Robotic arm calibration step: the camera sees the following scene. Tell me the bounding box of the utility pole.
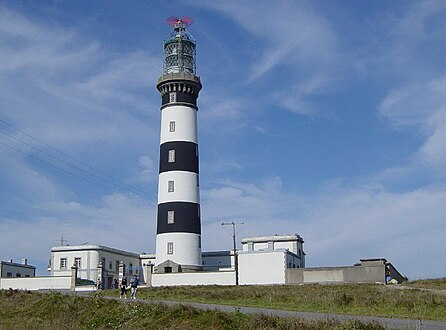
[222,221,243,285]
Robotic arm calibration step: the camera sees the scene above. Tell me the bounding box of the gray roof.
[241,234,304,244]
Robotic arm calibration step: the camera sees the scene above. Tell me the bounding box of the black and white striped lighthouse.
[154,17,202,272]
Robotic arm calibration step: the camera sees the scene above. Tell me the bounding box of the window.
[75,257,81,268]
[60,258,67,269]
[167,210,175,224]
[168,180,174,192]
[168,150,175,163]
[169,121,175,132]
[170,92,176,103]
[129,263,133,275]
[116,261,120,272]
[16,273,21,277]
[101,257,106,267]
[167,242,174,255]
[25,275,30,277]
[109,261,113,270]
[6,272,12,278]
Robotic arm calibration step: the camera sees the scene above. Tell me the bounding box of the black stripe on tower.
[159,141,198,174]
[157,202,201,234]
[161,91,197,106]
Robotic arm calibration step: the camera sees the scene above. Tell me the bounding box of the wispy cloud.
[191,0,340,116]
[379,76,446,171]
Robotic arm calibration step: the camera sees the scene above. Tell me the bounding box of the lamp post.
[222,221,243,285]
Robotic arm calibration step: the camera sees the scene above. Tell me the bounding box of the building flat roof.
[1,261,36,269]
[241,234,304,244]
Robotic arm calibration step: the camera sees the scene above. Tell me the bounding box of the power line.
[0,129,151,198]
[0,118,151,197]
[0,120,154,204]
[0,140,147,204]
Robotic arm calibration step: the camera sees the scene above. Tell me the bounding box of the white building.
[0,259,36,278]
[49,245,141,289]
[241,234,305,268]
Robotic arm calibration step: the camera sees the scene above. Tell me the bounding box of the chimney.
[21,258,28,265]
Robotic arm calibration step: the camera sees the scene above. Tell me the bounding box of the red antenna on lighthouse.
[166,16,193,27]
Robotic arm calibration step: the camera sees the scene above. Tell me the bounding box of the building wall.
[152,270,235,286]
[285,252,304,269]
[238,251,286,285]
[1,262,35,278]
[274,241,297,253]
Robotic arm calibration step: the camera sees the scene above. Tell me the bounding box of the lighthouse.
[154,17,202,273]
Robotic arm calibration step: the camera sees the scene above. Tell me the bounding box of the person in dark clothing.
[120,277,128,299]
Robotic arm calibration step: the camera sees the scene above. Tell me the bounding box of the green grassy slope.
[0,290,385,330]
[109,282,446,321]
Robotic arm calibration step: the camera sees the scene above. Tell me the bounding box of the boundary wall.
[152,270,235,287]
[285,259,405,284]
[0,276,71,291]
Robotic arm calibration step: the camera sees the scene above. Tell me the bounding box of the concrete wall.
[0,276,71,290]
[238,251,286,285]
[286,264,386,284]
[152,270,235,286]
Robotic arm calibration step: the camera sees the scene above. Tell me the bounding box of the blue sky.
[1,1,445,279]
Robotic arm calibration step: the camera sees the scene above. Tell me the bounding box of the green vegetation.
[104,282,446,321]
[406,278,446,291]
[0,290,384,330]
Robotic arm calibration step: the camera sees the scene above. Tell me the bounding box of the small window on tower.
[168,180,174,192]
[167,210,175,224]
[167,242,174,255]
[168,150,175,163]
[169,121,175,132]
[170,92,177,103]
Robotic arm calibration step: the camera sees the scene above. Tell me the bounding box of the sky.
[0,1,445,279]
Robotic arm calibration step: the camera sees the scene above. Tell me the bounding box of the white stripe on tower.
[155,18,202,273]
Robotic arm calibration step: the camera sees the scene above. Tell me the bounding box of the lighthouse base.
[154,259,203,273]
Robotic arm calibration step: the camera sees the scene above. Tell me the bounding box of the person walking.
[119,277,128,299]
[130,274,139,300]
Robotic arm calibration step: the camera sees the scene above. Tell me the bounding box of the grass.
[0,289,385,330]
[103,282,446,321]
[405,278,446,291]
